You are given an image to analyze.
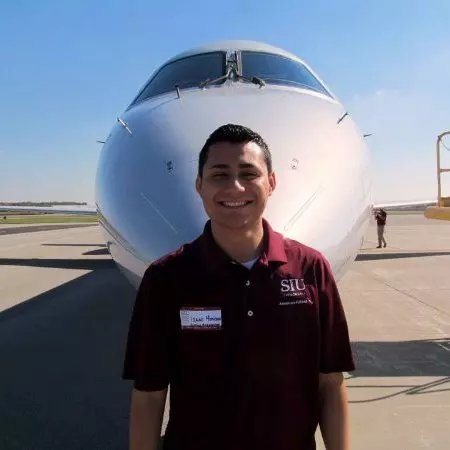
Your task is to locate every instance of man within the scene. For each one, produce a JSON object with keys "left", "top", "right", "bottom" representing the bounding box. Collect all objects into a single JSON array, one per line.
[
  {"left": 123, "top": 124, "right": 355, "bottom": 450},
  {"left": 375, "top": 208, "right": 387, "bottom": 248}
]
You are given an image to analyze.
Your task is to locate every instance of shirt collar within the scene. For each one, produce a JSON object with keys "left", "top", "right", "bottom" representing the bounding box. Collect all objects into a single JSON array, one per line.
[{"left": 196, "top": 218, "right": 288, "bottom": 271}]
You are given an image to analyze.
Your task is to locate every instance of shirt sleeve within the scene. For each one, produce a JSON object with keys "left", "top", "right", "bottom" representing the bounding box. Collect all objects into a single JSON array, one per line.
[
  {"left": 122, "top": 263, "right": 175, "bottom": 391},
  {"left": 315, "top": 256, "right": 355, "bottom": 373}
]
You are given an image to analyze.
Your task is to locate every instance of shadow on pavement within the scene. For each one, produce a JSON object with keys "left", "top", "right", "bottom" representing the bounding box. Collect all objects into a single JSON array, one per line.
[
  {"left": 356, "top": 251, "right": 450, "bottom": 261},
  {"left": 42, "top": 244, "right": 107, "bottom": 247},
  {"left": 0, "top": 267, "right": 136, "bottom": 449},
  {"left": 83, "top": 248, "right": 110, "bottom": 256},
  {"left": 352, "top": 338, "right": 450, "bottom": 377},
  {"left": 0, "top": 258, "right": 114, "bottom": 270}
]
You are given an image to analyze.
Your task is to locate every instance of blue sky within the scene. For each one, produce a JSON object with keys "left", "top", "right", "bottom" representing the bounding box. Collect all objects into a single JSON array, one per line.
[{"left": 1, "top": 0, "right": 450, "bottom": 203}]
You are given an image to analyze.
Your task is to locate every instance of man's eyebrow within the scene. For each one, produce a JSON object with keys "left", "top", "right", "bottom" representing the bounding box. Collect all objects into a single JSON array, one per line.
[
  {"left": 208, "top": 164, "right": 229, "bottom": 169},
  {"left": 207, "top": 163, "right": 258, "bottom": 170},
  {"left": 239, "top": 163, "right": 258, "bottom": 169}
]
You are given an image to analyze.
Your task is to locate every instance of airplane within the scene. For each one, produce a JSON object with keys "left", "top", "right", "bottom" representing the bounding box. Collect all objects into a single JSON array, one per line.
[{"left": 1, "top": 40, "right": 445, "bottom": 289}]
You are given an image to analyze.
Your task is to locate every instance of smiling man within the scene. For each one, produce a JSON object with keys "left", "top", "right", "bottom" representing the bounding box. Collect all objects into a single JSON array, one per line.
[{"left": 123, "top": 124, "right": 355, "bottom": 450}]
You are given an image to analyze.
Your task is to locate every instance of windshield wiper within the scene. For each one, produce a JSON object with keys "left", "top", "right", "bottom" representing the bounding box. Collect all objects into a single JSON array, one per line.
[
  {"left": 199, "top": 68, "right": 233, "bottom": 89},
  {"left": 199, "top": 68, "right": 266, "bottom": 89},
  {"left": 238, "top": 75, "right": 266, "bottom": 88}
]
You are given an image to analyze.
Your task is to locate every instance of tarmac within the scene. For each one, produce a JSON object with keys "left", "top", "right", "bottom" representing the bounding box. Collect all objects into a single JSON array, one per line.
[
  {"left": 0, "top": 223, "right": 98, "bottom": 236},
  {"left": 0, "top": 215, "right": 448, "bottom": 449}
]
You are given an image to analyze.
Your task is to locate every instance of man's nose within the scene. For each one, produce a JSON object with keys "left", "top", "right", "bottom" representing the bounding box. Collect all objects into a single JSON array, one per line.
[{"left": 225, "top": 177, "right": 245, "bottom": 192}]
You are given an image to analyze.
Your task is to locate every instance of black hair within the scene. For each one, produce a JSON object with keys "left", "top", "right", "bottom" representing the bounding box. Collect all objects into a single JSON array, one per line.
[{"left": 198, "top": 123, "right": 272, "bottom": 177}]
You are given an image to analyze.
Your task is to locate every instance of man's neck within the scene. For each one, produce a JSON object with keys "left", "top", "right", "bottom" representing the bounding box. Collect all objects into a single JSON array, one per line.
[{"left": 211, "top": 220, "right": 265, "bottom": 263}]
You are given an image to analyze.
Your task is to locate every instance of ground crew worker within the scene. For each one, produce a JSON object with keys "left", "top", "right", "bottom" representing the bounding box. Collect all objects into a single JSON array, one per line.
[
  {"left": 123, "top": 124, "right": 355, "bottom": 450},
  {"left": 375, "top": 208, "right": 387, "bottom": 248}
]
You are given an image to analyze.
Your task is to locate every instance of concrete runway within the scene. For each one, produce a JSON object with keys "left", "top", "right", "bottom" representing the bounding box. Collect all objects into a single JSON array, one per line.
[{"left": 0, "top": 216, "right": 449, "bottom": 449}]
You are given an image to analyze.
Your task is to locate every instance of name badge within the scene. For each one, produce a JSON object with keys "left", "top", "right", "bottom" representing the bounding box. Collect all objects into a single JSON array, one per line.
[{"left": 180, "top": 307, "right": 222, "bottom": 330}]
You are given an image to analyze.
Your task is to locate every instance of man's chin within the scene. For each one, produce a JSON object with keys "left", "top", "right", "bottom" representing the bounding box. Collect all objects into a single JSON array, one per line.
[{"left": 211, "top": 216, "right": 260, "bottom": 231}]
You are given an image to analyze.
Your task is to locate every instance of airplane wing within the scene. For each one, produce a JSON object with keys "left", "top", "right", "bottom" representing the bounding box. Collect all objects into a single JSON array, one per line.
[
  {"left": 371, "top": 199, "right": 450, "bottom": 221},
  {"left": 0, "top": 205, "right": 98, "bottom": 215},
  {"left": 372, "top": 199, "right": 436, "bottom": 209}
]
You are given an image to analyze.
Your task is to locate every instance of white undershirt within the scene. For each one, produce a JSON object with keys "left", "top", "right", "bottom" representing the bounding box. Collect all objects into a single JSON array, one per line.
[{"left": 239, "top": 258, "right": 258, "bottom": 269}]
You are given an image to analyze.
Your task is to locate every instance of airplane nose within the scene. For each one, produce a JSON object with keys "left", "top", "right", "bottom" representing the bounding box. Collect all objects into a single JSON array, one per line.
[{"left": 96, "top": 85, "right": 370, "bottom": 278}]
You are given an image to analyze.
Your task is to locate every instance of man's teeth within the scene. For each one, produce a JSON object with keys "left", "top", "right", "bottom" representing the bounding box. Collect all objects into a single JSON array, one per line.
[{"left": 221, "top": 201, "right": 250, "bottom": 207}]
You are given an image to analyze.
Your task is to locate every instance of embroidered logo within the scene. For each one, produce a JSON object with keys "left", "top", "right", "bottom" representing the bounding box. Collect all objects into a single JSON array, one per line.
[{"left": 279, "top": 278, "right": 312, "bottom": 305}]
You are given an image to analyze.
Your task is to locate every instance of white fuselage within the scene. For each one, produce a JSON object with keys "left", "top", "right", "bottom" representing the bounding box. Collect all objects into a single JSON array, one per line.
[{"left": 95, "top": 79, "right": 372, "bottom": 288}]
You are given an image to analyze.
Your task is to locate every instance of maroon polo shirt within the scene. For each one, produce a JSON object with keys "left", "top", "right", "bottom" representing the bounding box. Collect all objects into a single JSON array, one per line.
[{"left": 123, "top": 219, "right": 355, "bottom": 450}]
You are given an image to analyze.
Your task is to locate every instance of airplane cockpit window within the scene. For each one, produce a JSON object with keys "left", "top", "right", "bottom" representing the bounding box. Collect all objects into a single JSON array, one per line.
[
  {"left": 130, "top": 52, "right": 226, "bottom": 106},
  {"left": 240, "top": 51, "right": 332, "bottom": 97}
]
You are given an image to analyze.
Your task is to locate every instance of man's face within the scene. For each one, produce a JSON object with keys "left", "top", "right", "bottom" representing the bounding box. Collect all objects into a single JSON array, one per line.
[{"left": 196, "top": 141, "right": 276, "bottom": 231}]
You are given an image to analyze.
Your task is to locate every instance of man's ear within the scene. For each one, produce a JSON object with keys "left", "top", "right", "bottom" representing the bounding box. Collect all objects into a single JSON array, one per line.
[
  {"left": 268, "top": 171, "right": 277, "bottom": 196},
  {"left": 195, "top": 175, "right": 202, "bottom": 195}
]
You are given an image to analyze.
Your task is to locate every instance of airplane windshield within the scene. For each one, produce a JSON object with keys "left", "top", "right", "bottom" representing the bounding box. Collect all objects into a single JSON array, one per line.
[
  {"left": 131, "top": 52, "right": 226, "bottom": 105},
  {"left": 240, "top": 51, "right": 332, "bottom": 97}
]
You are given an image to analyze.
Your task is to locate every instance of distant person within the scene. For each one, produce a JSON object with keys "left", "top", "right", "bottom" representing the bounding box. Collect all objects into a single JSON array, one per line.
[
  {"left": 375, "top": 208, "right": 387, "bottom": 248},
  {"left": 123, "top": 124, "right": 355, "bottom": 450}
]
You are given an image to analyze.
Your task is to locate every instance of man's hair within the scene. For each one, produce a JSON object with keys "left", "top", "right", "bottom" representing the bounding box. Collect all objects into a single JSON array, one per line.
[{"left": 198, "top": 124, "right": 272, "bottom": 177}]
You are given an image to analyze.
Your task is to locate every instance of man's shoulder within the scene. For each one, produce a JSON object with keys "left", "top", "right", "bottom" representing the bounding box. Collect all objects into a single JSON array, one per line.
[
  {"left": 143, "top": 239, "right": 199, "bottom": 278},
  {"left": 281, "top": 234, "right": 329, "bottom": 267}
]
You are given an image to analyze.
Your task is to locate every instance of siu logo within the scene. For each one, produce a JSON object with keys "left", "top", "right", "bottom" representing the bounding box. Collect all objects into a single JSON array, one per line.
[
  {"left": 279, "top": 278, "right": 312, "bottom": 305},
  {"left": 281, "top": 278, "right": 306, "bottom": 295}
]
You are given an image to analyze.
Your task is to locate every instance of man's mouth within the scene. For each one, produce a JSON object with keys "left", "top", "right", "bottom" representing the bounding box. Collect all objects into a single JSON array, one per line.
[{"left": 218, "top": 200, "right": 253, "bottom": 208}]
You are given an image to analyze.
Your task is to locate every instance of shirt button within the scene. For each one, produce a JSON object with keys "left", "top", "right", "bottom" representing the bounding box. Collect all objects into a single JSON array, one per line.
[
  {"left": 245, "top": 280, "right": 250, "bottom": 286},
  {"left": 247, "top": 310, "right": 254, "bottom": 317}
]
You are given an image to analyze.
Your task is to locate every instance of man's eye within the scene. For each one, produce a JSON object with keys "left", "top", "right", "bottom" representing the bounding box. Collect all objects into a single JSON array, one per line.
[
  {"left": 212, "top": 173, "right": 227, "bottom": 178},
  {"left": 241, "top": 172, "right": 258, "bottom": 178}
]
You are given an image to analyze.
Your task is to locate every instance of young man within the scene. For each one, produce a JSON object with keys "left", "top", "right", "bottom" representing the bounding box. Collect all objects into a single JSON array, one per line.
[{"left": 123, "top": 124, "right": 355, "bottom": 450}]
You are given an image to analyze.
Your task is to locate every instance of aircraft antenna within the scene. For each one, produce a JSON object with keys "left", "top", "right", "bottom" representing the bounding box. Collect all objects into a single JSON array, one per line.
[
  {"left": 117, "top": 117, "right": 133, "bottom": 135},
  {"left": 337, "top": 112, "right": 349, "bottom": 124}
]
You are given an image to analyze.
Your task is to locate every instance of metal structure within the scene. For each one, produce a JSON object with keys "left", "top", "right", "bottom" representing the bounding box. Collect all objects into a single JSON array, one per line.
[{"left": 425, "top": 131, "right": 450, "bottom": 220}]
